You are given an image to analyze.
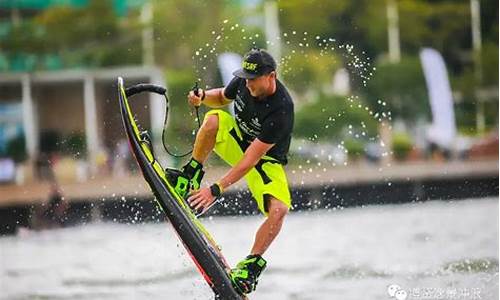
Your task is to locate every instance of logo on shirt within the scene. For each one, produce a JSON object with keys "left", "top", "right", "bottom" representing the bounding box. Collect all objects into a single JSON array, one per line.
[
  {"left": 234, "top": 95, "right": 245, "bottom": 112},
  {"left": 251, "top": 117, "right": 261, "bottom": 129},
  {"left": 233, "top": 94, "right": 261, "bottom": 139},
  {"left": 235, "top": 114, "right": 260, "bottom": 138}
]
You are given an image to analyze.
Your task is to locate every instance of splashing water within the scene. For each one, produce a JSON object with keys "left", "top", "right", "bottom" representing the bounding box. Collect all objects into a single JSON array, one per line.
[{"left": 189, "top": 20, "right": 396, "bottom": 205}]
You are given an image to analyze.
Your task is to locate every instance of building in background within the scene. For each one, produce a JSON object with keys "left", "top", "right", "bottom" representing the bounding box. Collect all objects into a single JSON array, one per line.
[{"left": 0, "top": 0, "right": 166, "bottom": 183}]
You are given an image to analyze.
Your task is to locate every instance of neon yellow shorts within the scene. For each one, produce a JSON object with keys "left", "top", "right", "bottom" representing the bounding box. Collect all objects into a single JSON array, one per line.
[{"left": 205, "top": 109, "right": 291, "bottom": 216}]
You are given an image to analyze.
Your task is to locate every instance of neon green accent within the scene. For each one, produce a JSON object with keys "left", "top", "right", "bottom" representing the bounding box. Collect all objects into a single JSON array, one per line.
[
  {"left": 191, "top": 170, "right": 201, "bottom": 190},
  {"left": 142, "top": 141, "right": 154, "bottom": 161},
  {"left": 242, "top": 61, "right": 257, "bottom": 71},
  {"left": 204, "top": 109, "right": 292, "bottom": 216},
  {"left": 119, "top": 84, "right": 222, "bottom": 253},
  {"left": 152, "top": 161, "right": 164, "bottom": 177},
  {"left": 257, "top": 258, "right": 266, "bottom": 267},
  {"left": 238, "top": 257, "right": 256, "bottom": 267},
  {"left": 175, "top": 177, "right": 189, "bottom": 197},
  {"left": 231, "top": 269, "right": 249, "bottom": 279},
  {"left": 190, "top": 160, "right": 199, "bottom": 168}
]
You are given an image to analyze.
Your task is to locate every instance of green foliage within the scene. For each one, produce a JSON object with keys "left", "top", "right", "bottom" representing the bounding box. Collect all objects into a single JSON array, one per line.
[
  {"left": 453, "top": 41, "right": 499, "bottom": 134},
  {"left": 364, "top": 56, "right": 429, "bottom": 122},
  {"left": 6, "top": 135, "right": 27, "bottom": 163},
  {"left": 481, "top": 42, "right": 499, "bottom": 86},
  {"left": 278, "top": 0, "right": 386, "bottom": 59},
  {"left": 1, "top": 0, "right": 142, "bottom": 69},
  {"left": 398, "top": 1, "right": 470, "bottom": 60},
  {"left": 294, "top": 93, "right": 378, "bottom": 141},
  {"left": 0, "top": 0, "right": 497, "bottom": 133},
  {"left": 162, "top": 69, "right": 201, "bottom": 153},
  {"left": 61, "top": 133, "right": 87, "bottom": 158},
  {"left": 152, "top": 0, "right": 263, "bottom": 86},
  {"left": 392, "top": 132, "right": 413, "bottom": 161},
  {"left": 281, "top": 49, "right": 340, "bottom": 95},
  {"left": 153, "top": 0, "right": 224, "bottom": 70},
  {"left": 344, "top": 138, "right": 364, "bottom": 159}
]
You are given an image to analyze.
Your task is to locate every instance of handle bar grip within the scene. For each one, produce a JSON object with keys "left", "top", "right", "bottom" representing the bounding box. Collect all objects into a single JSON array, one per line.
[{"left": 125, "top": 83, "right": 166, "bottom": 97}]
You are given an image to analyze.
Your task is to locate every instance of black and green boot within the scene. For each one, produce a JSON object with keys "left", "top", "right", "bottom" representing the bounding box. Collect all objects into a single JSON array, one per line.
[
  {"left": 165, "top": 158, "right": 204, "bottom": 198},
  {"left": 230, "top": 254, "right": 267, "bottom": 294}
]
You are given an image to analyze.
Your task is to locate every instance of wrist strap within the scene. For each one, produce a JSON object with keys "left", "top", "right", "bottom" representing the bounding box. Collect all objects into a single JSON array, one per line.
[
  {"left": 201, "top": 89, "right": 206, "bottom": 101},
  {"left": 209, "top": 182, "right": 223, "bottom": 197},
  {"left": 216, "top": 182, "right": 224, "bottom": 193}
]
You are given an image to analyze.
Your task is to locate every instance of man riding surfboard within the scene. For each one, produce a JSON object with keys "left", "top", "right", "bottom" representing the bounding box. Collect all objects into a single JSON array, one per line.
[{"left": 166, "top": 48, "right": 294, "bottom": 294}]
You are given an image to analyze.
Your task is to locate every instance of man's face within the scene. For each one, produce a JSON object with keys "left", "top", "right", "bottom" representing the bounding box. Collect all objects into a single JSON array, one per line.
[{"left": 245, "top": 72, "right": 275, "bottom": 98}]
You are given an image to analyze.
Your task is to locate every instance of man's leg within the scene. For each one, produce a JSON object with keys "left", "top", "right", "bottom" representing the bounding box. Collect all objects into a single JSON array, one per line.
[
  {"left": 165, "top": 114, "right": 218, "bottom": 196},
  {"left": 231, "top": 196, "right": 289, "bottom": 294},
  {"left": 251, "top": 196, "right": 289, "bottom": 255},
  {"left": 192, "top": 114, "right": 218, "bottom": 164}
]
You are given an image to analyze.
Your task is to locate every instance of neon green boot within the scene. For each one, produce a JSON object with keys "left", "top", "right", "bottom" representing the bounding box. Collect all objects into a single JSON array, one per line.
[
  {"left": 165, "top": 158, "right": 204, "bottom": 198},
  {"left": 230, "top": 254, "right": 267, "bottom": 294}
]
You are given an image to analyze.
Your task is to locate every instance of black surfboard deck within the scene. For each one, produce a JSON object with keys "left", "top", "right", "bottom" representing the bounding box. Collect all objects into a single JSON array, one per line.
[{"left": 117, "top": 77, "right": 245, "bottom": 299}]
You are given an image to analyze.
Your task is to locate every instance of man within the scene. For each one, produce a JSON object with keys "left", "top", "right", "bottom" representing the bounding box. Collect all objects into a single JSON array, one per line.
[{"left": 166, "top": 48, "right": 294, "bottom": 294}]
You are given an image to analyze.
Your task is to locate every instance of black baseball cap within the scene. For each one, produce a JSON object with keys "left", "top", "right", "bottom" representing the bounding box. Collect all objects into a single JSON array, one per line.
[{"left": 233, "top": 48, "right": 277, "bottom": 79}]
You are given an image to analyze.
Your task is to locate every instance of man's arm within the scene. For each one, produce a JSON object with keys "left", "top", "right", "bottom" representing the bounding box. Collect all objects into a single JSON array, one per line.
[
  {"left": 204, "top": 88, "right": 233, "bottom": 108},
  {"left": 188, "top": 88, "right": 232, "bottom": 108},
  {"left": 218, "top": 138, "right": 274, "bottom": 190}
]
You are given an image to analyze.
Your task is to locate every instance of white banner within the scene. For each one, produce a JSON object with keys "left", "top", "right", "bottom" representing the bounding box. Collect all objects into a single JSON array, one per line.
[
  {"left": 419, "top": 48, "right": 456, "bottom": 149},
  {"left": 217, "top": 52, "right": 242, "bottom": 86},
  {"left": 217, "top": 52, "right": 242, "bottom": 115}
]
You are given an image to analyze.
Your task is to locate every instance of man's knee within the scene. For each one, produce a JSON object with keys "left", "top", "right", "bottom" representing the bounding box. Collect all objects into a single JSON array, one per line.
[
  {"left": 201, "top": 114, "right": 219, "bottom": 134},
  {"left": 267, "top": 197, "right": 289, "bottom": 220}
]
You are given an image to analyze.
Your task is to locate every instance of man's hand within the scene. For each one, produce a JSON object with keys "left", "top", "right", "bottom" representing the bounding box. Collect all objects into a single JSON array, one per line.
[
  {"left": 219, "top": 138, "right": 275, "bottom": 190},
  {"left": 188, "top": 89, "right": 204, "bottom": 107},
  {"left": 189, "top": 87, "right": 232, "bottom": 108},
  {"left": 187, "top": 187, "right": 215, "bottom": 212}
]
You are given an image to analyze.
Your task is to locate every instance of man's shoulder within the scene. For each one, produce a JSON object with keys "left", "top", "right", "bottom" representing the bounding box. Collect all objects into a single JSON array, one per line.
[
  {"left": 273, "top": 80, "right": 294, "bottom": 110},
  {"left": 275, "top": 80, "right": 293, "bottom": 101},
  {"left": 232, "top": 76, "right": 246, "bottom": 88},
  {"left": 224, "top": 76, "right": 246, "bottom": 99}
]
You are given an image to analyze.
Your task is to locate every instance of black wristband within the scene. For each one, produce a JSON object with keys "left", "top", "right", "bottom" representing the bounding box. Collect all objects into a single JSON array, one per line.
[
  {"left": 201, "top": 89, "right": 206, "bottom": 101},
  {"left": 209, "top": 183, "right": 222, "bottom": 197}
]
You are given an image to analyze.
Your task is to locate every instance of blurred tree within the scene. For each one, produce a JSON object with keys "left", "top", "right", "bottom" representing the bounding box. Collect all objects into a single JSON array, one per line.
[
  {"left": 280, "top": 49, "right": 340, "bottom": 96},
  {"left": 152, "top": 0, "right": 266, "bottom": 87},
  {"left": 454, "top": 41, "right": 499, "bottom": 133},
  {"left": 397, "top": 0, "right": 470, "bottom": 74},
  {"left": 294, "top": 93, "right": 378, "bottom": 141},
  {"left": 0, "top": 0, "right": 496, "bottom": 137},
  {"left": 60, "top": 132, "right": 87, "bottom": 158},
  {"left": 344, "top": 138, "right": 365, "bottom": 160},
  {"left": 161, "top": 68, "right": 200, "bottom": 155},
  {"left": 0, "top": 0, "right": 143, "bottom": 69},
  {"left": 6, "top": 135, "right": 27, "bottom": 163},
  {"left": 392, "top": 131, "right": 413, "bottom": 160},
  {"left": 480, "top": 42, "right": 499, "bottom": 87},
  {"left": 364, "top": 55, "right": 429, "bottom": 122},
  {"left": 278, "top": 0, "right": 497, "bottom": 89},
  {"left": 278, "top": 0, "right": 386, "bottom": 59},
  {"left": 37, "top": 0, "right": 143, "bottom": 67}
]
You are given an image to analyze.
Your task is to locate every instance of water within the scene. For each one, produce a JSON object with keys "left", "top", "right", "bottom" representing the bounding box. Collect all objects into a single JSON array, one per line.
[{"left": 1, "top": 197, "right": 498, "bottom": 300}]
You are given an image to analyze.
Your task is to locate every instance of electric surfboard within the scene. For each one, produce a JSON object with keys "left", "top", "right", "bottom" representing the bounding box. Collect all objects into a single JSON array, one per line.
[{"left": 117, "top": 77, "right": 245, "bottom": 299}]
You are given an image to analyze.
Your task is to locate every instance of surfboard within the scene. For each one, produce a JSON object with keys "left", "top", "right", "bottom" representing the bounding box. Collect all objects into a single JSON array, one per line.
[{"left": 117, "top": 77, "right": 245, "bottom": 299}]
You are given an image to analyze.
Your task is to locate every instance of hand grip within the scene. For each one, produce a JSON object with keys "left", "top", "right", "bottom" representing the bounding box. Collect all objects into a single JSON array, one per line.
[
  {"left": 192, "top": 82, "right": 200, "bottom": 97},
  {"left": 125, "top": 83, "right": 166, "bottom": 97}
]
